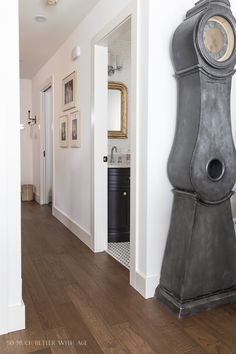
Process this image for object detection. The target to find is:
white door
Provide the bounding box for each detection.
[43,86,53,204]
[93,45,108,252]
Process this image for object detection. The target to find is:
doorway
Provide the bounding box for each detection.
[92,14,137,286]
[106,19,131,269]
[41,85,53,205]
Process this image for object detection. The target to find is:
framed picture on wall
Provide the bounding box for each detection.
[62,71,77,111]
[59,115,68,147]
[70,111,81,148]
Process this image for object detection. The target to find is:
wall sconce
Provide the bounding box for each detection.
[108,54,123,77]
[72,46,81,61]
[28,110,36,126]
[46,0,58,5]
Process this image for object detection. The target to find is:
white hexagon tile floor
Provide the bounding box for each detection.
[106,242,130,269]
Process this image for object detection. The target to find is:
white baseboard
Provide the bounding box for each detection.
[34,193,40,204]
[134,271,159,299]
[53,206,93,251]
[7,301,25,333]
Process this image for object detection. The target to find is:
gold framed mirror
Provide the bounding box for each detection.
[108,82,128,139]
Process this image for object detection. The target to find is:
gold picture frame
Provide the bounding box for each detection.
[59,115,68,147]
[108,82,128,139]
[62,71,77,111]
[70,111,81,148]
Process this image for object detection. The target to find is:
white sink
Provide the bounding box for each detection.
[108,165,130,168]
[108,153,130,168]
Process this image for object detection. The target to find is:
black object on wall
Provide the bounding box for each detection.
[108,168,130,243]
[155,0,236,317]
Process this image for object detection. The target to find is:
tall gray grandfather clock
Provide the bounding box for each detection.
[156,0,236,317]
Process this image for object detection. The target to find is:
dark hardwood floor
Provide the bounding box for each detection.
[1,202,236,353]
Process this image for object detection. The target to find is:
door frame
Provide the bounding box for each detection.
[91,3,138,288]
[0,84,8,335]
[39,76,55,206]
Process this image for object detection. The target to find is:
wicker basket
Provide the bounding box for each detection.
[21,185,34,202]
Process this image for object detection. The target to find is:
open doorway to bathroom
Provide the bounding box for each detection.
[92,15,135,278]
[106,19,131,270]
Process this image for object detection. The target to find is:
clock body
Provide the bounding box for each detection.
[168,0,236,204]
[156,0,236,317]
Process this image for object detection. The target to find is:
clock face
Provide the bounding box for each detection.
[203,16,235,62]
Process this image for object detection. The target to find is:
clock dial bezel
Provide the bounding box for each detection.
[203,18,229,62]
[197,11,236,68]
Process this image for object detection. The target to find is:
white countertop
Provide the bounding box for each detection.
[108,165,130,168]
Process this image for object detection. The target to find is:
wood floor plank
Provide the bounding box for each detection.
[55,301,103,353]
[23,255,63,330]
[0,329,46,354]
[22,286,43,333]
[67,283,131,353]
[32,257,71,306]
[43,327,80,354]
[190,309,236,353]
[185,349,208,354]
[184,324,232,354]
[60,252,129,326]
[29,349,52,354]
[112,322,156,354]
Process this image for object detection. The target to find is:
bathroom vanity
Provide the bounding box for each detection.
[107,80,130,243]
[108,167,130,243]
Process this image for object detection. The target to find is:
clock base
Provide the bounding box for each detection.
[155,285,236,318]
[155,190,236,317]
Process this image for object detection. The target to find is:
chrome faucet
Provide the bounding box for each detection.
[110,146,118,164]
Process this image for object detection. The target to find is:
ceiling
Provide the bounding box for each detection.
[19,0,100,79]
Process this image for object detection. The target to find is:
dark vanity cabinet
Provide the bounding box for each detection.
[108,168,130,243]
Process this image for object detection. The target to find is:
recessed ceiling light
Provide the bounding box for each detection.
[35,15,47,23]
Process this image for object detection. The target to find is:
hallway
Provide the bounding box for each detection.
[1,203,236,353]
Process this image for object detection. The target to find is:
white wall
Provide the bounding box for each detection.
[32,0,133,236]
[0,0,25,335]
[139,0,184,289]
[20,79,33,185]
[108,38,131,156]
